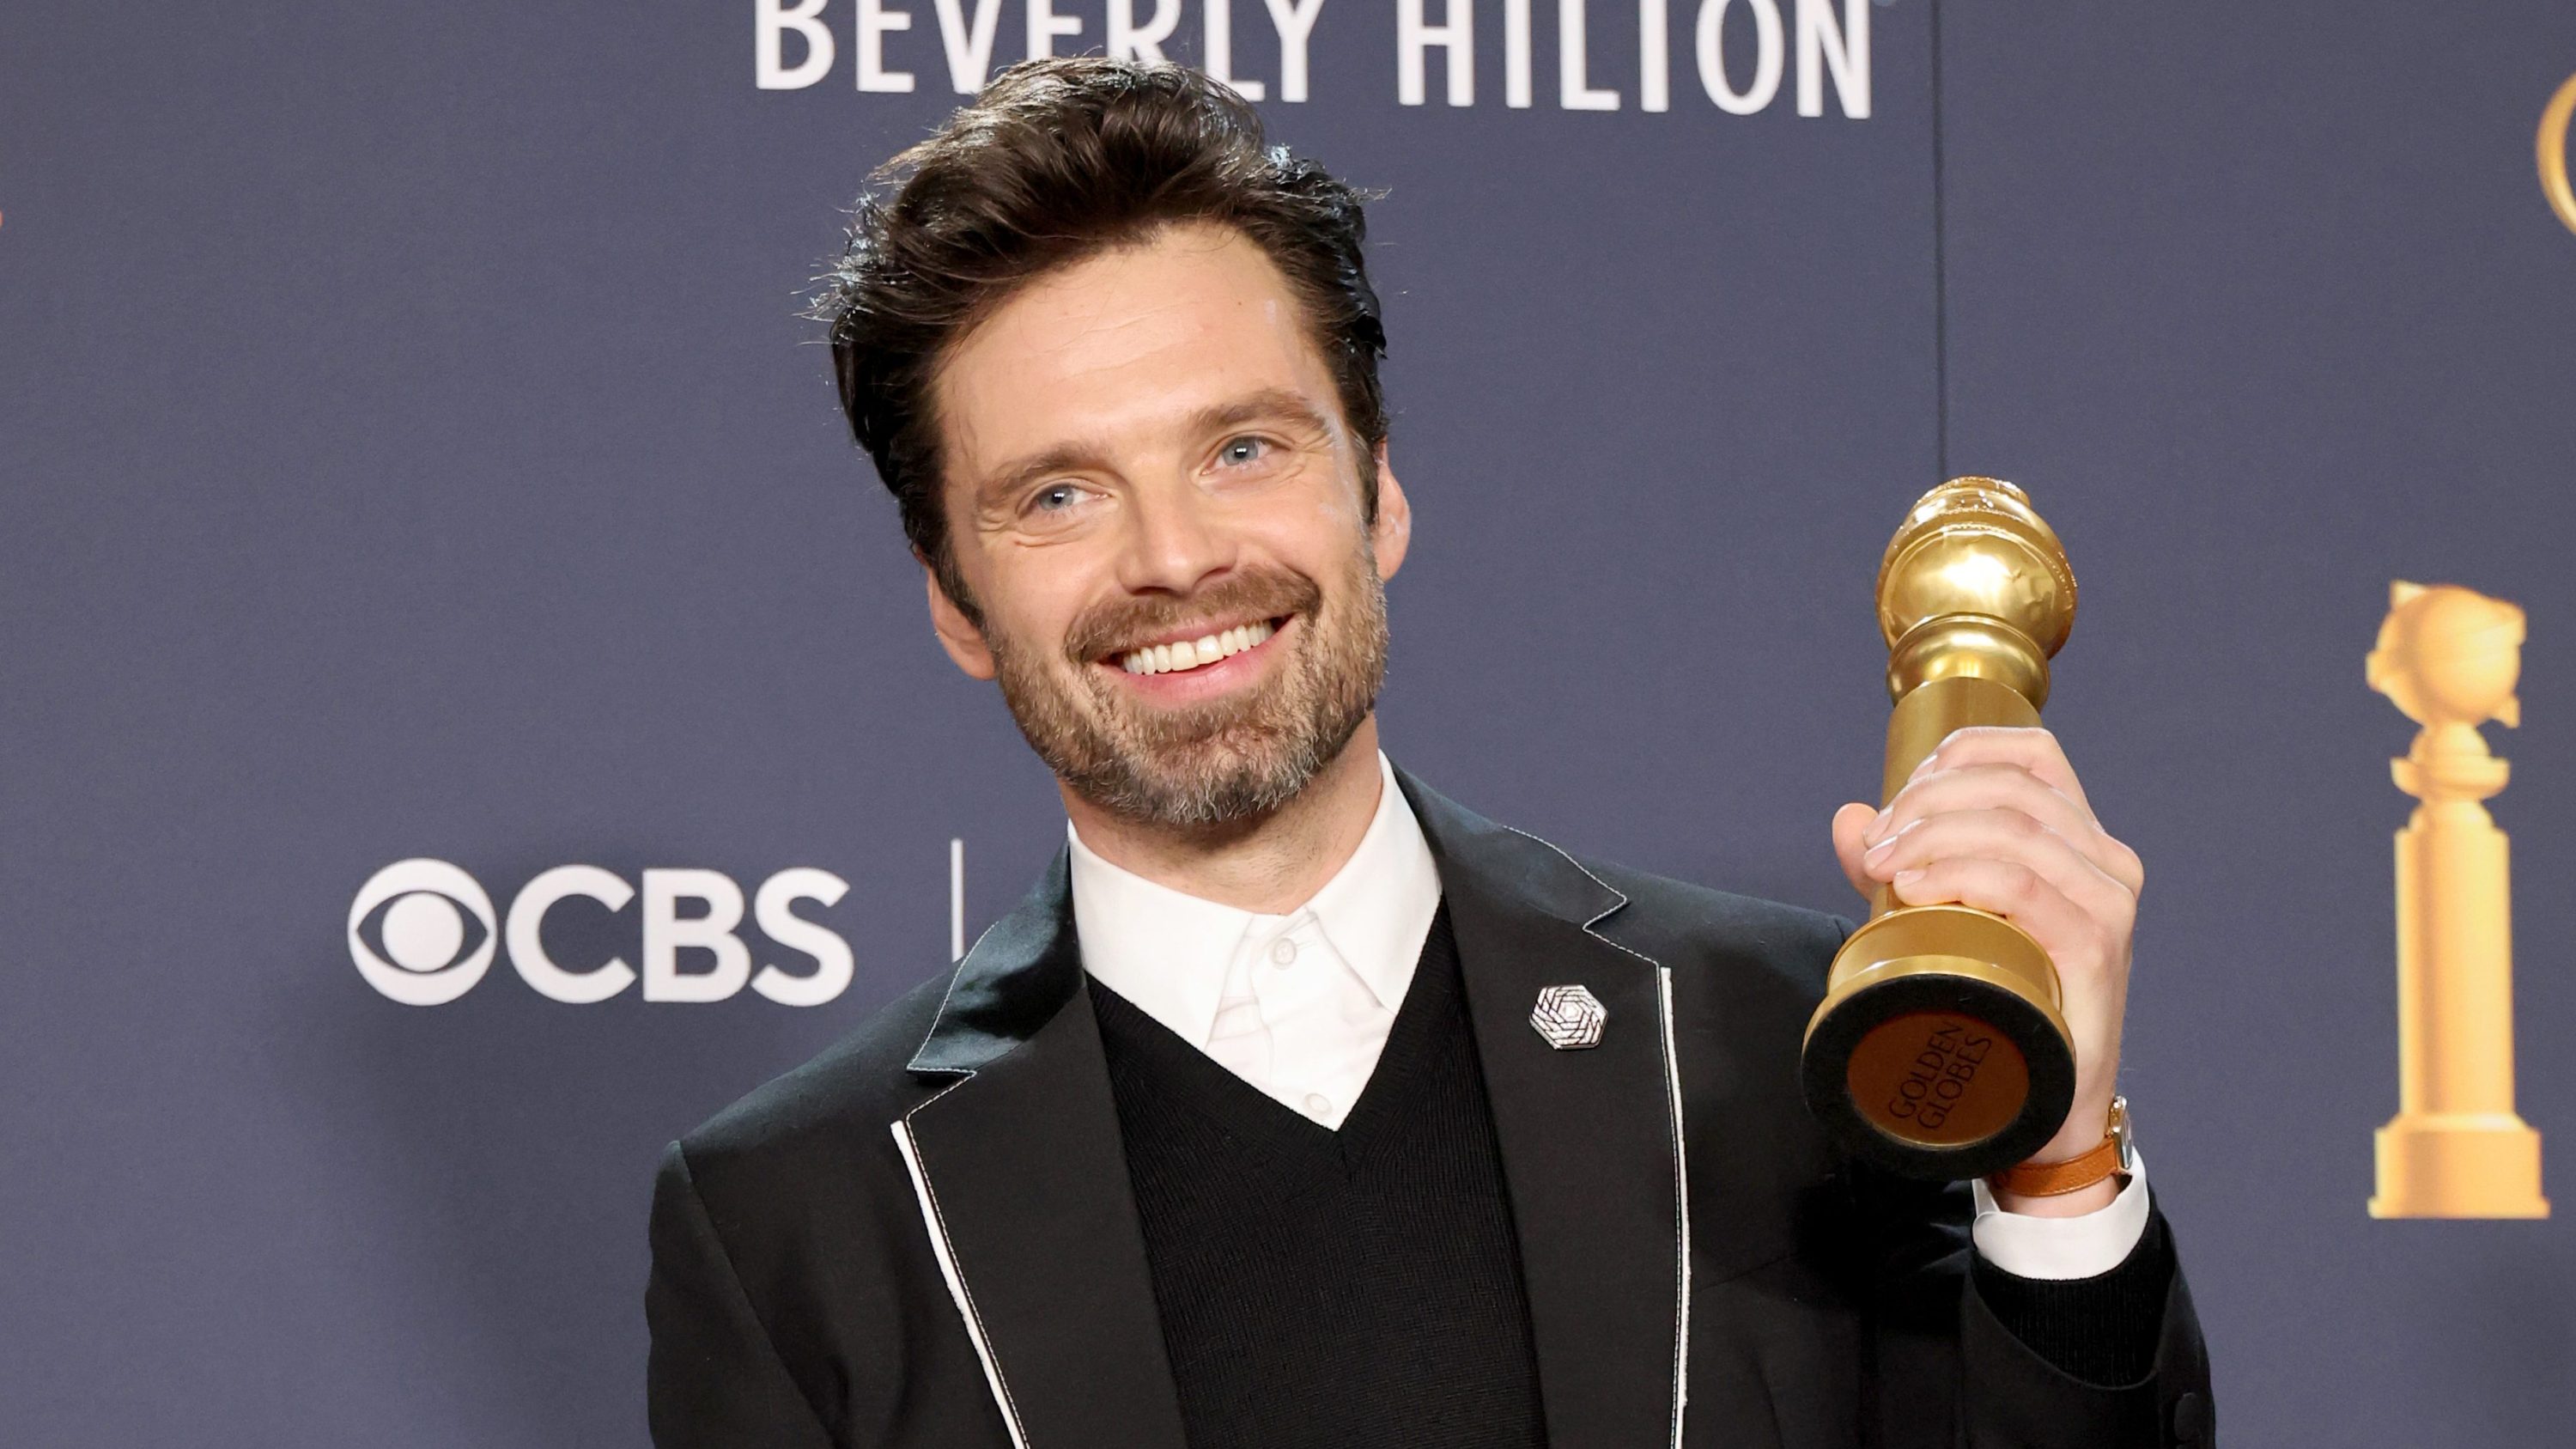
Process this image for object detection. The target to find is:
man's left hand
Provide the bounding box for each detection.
[1830,726,2143,1215]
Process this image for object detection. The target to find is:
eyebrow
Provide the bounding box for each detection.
[974,387,1337,508]
[1193,387,1334,441]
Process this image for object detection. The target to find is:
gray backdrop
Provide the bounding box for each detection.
[5,2,2573,1443]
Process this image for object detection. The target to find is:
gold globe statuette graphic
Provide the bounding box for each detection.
[2541,69,2576,240]
[1800,478,2081,1180]
[2366,582,2549,1219]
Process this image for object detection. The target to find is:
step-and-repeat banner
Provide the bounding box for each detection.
[5,3,2573,1443]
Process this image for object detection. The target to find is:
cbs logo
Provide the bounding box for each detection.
[349,859,854,1007]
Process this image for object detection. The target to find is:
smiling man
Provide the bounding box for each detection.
[645,58,2213,1449]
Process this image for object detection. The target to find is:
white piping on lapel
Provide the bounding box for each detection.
[1502,825,1691,1449]
[910,914,1006,1068]
[1654,960,1691,1449]
[891,1099,1031,1449]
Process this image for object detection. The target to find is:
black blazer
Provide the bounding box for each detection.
[647,770,2212,1448]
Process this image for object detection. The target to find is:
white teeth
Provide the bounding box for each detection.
[1117,618,1279,676]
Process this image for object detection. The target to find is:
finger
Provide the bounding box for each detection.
[1872,764,2143,896]
[1914,727,2092,815]
[1887,857,2108,969]
[1870,763,2103,863]
[1862,807,2136,930]
[1831,801,1879,900]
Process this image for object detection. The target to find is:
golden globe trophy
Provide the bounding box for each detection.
[1801,478,2081,1179]
[2366,582,2549,1219]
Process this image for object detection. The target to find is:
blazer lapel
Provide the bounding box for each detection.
[891,854,1191,1449]
[1400,770,1689,1449]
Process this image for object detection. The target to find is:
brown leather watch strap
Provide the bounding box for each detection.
[1989,1135,2120,1196]
[1987,1097,2132,1197]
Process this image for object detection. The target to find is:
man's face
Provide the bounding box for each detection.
[924,221,1410,828]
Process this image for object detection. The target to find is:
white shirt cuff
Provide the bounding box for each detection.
[1969,1148,2152,1281]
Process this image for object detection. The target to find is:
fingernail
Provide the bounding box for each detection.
[1868,807,1892,842]
[1892,868,1925,887]
[1862,837,1893,865]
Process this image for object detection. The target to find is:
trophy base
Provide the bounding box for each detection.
[2370,1114,2549,1219]
[1802,906,2076,1181]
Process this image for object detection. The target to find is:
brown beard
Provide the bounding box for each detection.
[983,545,1389,830]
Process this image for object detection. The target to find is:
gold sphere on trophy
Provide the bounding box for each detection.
[1801,478,2081,1180]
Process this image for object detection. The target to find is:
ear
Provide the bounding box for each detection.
[1369,440,1412,582]
[923,557,998,681]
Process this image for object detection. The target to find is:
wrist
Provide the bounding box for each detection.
[2028,1087,2122,1166]
[1987,1094,2132,1214]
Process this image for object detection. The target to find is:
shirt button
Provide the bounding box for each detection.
[1303,1093,1333,1118]
[1269,939,1298,967]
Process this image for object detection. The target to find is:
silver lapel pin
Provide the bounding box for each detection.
[1529,984,1607,1050]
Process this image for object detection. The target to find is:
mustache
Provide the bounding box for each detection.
[1064,568,1323,662]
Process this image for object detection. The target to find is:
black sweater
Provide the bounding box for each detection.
[1091,905,2172,1448]
[1092,905,1550,1449]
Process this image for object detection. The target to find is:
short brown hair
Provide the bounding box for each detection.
[814,58,1388,602]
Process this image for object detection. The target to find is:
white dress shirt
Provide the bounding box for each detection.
[1072,752,1441,1130]
[1068,751,2148,1278]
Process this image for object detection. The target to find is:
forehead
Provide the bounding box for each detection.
[932,222,1343,482]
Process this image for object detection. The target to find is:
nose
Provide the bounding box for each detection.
[1115,476,1237,596]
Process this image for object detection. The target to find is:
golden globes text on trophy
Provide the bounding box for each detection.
[2366,582,2549,1219]
[1801,478,2082,1180]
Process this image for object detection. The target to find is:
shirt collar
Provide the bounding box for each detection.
[1066,751,1443,1046]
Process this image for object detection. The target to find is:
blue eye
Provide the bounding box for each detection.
[1218,436,1269,466]
[1032,484,1082,511]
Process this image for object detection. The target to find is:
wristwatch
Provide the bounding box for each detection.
[1987,1095,2133,1197]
